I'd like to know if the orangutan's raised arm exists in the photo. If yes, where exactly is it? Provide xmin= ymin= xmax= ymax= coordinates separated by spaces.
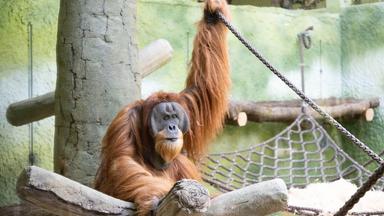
xmin=181 ymin=0 xmax=231 ymax=160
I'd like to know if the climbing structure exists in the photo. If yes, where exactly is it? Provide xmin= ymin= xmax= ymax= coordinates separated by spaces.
xmin=199 ymin=11 xmax=384 ymax=216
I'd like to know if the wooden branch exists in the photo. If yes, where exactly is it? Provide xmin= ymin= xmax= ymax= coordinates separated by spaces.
xmin=6 ymin=92 xmax=55 ymax=126
xmin=17 ymin=166 xmax=287 ymax=216
xmin=229 ymin=97 xmax=380 ymax=123
xmin=17 ymin=166 xmax=136 ymax=216
xmin=156 ymin=179 xmax=210 ymax=216
xmin=139 ymin=39 xmax=173 ymax=78
xmin=205 ymin=178 xmax=288 ymax=216
xmin=6 ymin=39 xmax=173 ymax=126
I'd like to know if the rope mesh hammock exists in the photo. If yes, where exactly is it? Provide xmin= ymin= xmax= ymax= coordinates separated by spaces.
xmin=201 ymin=113 xmax=384 ymax=193
xmin=201 ymin=113 xmax=384 ymax=215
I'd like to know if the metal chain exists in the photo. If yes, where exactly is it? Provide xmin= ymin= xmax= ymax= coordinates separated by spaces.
xmin=216 ymin=12 xmax=384 ymax=165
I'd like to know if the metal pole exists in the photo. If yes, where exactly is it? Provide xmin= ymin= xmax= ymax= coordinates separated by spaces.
xmin=297 ymin=26 xmax=313 ymax=113
xmin=298 ymin=36 xmax=305 ymax=94
xmin=28 ymin=22 xmax=35 ymax=165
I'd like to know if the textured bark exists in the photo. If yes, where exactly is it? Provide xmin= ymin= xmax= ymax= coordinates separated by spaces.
xmin=55 ymin=0 xmax=140 ymax=185
xmin=7 ymin=39 xmax=172 ymax=127
xmin=206 ymin=178 xmax=288 ymax=216
xmin=156 ymin=179 xmax=210 ymax=216
xmin=17 ymin=166 xmax=136 ymax=216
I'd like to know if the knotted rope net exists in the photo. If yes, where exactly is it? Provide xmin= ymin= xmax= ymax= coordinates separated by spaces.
xmin=201 ymin=114 xmax=384 ymax=193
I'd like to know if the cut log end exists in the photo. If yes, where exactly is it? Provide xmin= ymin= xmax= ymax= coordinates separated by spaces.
xmin=364 ymin=108 xmax=374 ymax=122
xmin=236 ymin=112 xmax=248 ymax=126
xmin=226 ymin=111 xmax=248 ymax=126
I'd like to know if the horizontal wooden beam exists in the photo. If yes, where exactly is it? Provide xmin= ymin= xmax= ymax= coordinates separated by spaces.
xmin=6 ymin=39 xmax=173 ymax=126
xmin=228 ymin=97 xmax=380 ymax=123
xmin=206 ymin=178 xmax=288 ymax=216
xmin=139 ymin=39 xmax=173 ymax=78
xmin=8 ymin=96 xmax=379 ymax=127
xmin=17 ymin=166 xmax=136 ymax=216
xmin=17 ymin=166 xmax=287 ymax=216
xmin=6 ymin=92 xmax=55 ymax=127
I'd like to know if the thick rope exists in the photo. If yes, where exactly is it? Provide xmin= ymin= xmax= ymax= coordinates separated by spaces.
xmin=216 ymin=12 xmax=384 ymax=166
xmin=334 ymin=163 xmax=384 ymax=216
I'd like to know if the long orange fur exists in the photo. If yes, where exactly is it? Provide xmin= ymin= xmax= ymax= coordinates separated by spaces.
xmin=95 ymin=1 xmax=231 ymax=215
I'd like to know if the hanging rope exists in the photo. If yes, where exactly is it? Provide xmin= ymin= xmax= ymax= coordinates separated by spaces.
xmin=216 ymin=11 xmax=384 ymax=166
xmin=335 ymin=163 xmax=384 ymax=215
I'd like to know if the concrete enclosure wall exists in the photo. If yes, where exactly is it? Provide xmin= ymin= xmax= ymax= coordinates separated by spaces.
xmin=1 ymin=0 xmax=384 ymax=206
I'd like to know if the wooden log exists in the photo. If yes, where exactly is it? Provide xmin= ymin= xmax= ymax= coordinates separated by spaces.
xmin=139 ymin=39 xmax=173 ymax=78
xmin=17 ymin=166 xmax=136 ymax=216
xmin=156 ymin=179 xmax=210 ymax=216
xmin=156 ymin=179 xmax=287 ymax=216
xmin=6 ymin=92 xmax=55 ymax=126
xmin=6 ymin=39 xmax=173 ymax=127
xmin=205 ymin=178 xmax=288 ymax=216
xmin=229 ymin=97 xmax=380 ymax=123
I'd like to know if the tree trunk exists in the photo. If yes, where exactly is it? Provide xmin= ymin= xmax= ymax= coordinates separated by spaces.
xmin=55 ymin=0 xmax=140 ymax=185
